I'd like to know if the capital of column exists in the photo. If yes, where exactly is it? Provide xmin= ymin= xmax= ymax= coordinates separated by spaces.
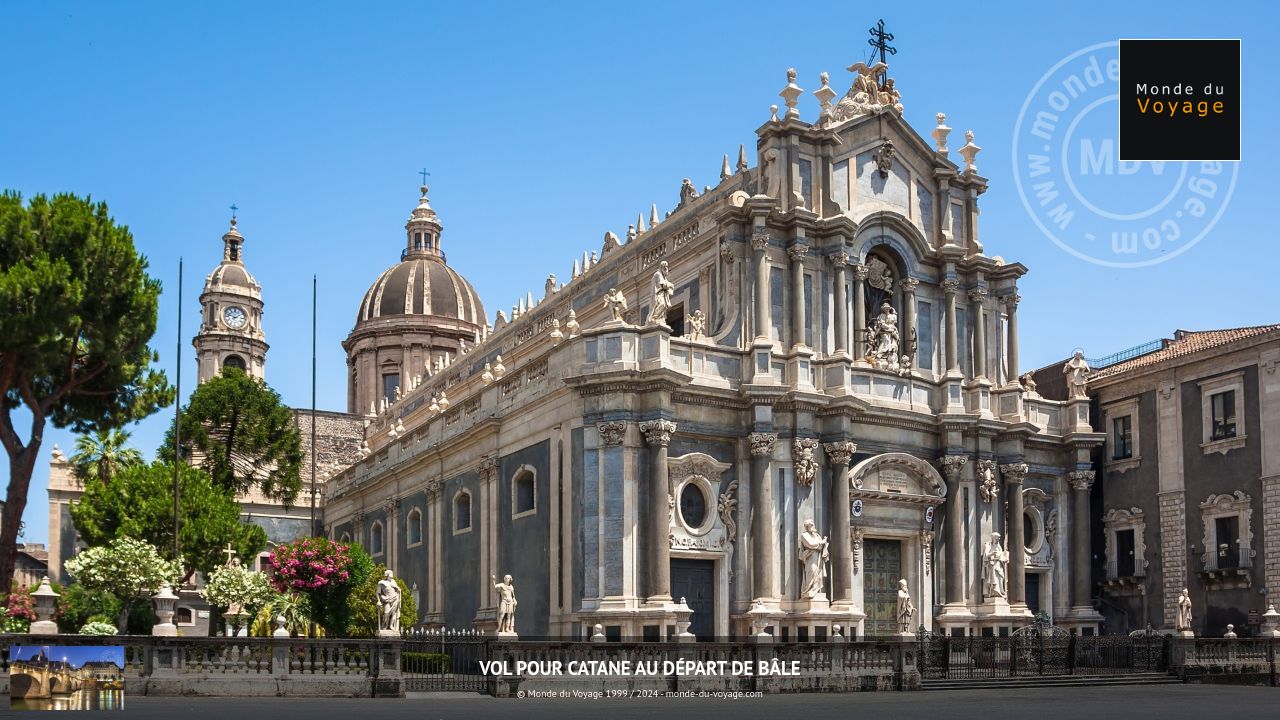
xmin=967 ymin=287 xmax=988 ymax=303
xmin=1068 ymin=470 xmax=1095 ymax=492
xmin=851 ymin=264 xmax=869 ymax=282
xmin=823 ymin=440 xmax=857 ymax=466
xmin=638 ymin=419 xmax=677 ymax=447
xmin=899 ymin=277 xmax=920 ymax=293
xmin=1000 ymin=462 xmax=1029 ymax=484
xmin=479 ymin=456 xmax=498 ymax=483
xmin=937 ymin=454 xmax=968 ymax=481
xmin=786 ymin=243 xmax=808 ymax=261
xmin=384 ymin=496 xmax=402 ymax=516
xmin=828 ymin=250 xmax=849 ymax=267
xmin=751 ymin=228 xmax=770 ymax=252
xmin=941 ymin=278 xmax=960 ymax=295
xmin=352 ymin=509 xmax=367 ymax=531
xmin=749 ymin=432 xmax=778 ymax=457
xmin=425 ymin=477 xmax=443 ymax=499
xmin=597 ymin=421 xmax=628 ymax=447
xmin=1003 ymin=292 xmax=1022 ymax=312
xmin=793 ymin=437 xmax=819 ymax=486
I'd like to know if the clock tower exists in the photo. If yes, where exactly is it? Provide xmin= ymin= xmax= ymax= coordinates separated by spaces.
xmin=194 ymin=215 xmax=269 ymax=383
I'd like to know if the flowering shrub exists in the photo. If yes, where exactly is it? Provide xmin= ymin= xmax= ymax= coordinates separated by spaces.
xmin=65 ymin=537 xmax=182 ymax=630
xmin=4 ymin=584 xmax=37 ymax=621
xmin=79 ymin=621 xmax=119 ymax=635
xmin=268 ymin=537 xmax=372 ymax=636
xmin=201 ymin=563 xmax=274 ymax=615
xmin=0 ymin=608 xmax=30 ymax=633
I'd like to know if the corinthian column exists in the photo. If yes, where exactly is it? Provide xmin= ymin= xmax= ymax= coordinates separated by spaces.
xmin=900 ymin=278 xmax=919 ymax=370
xmin=824 ymin=441 xmax=857 ymax=604
xmin=1069 ymin=470 xmax=1095 ymax=608
xmin=830 ymin=252 xmax=849 ymax=356
xmin=969 ymin=288 xmax=988 ymax=380
xmin=639 ymin=420 xmax=677 ymax=603
xmin=753 ymin=228 xmax=771 ymax=341
xmin=749 ymin=432 xmax=778 ymax=602
xmin=852 ymin=264 xmax=868 ymax=359
xmin=1000 ymin=463 xmax=1029 ymax=605
xmin=1004 ymin=293 xmax=1021 ymax=384
xmin=938 ymin=455 xmax=968 ymax=604
xmin=943 ymin=279 xmax=960 ymax=374
xmin=787 ymin=243 xmax=808 ymax=349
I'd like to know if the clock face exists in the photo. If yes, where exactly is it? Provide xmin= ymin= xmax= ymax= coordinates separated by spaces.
xmin=223 ymin=306 xmax=247 ymax=329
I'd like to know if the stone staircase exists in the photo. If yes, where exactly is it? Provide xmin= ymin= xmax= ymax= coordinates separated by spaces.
xmin=922 ymin=672 xmax=1182 ymax=690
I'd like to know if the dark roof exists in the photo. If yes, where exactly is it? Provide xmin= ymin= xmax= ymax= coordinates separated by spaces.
xmin=356 ymin=257 xmax=484 ymax=326
xmin=1090 ymin=324 xmax=1280 ymax=382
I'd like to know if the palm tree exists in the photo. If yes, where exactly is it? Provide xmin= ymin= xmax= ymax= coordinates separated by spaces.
xmin=70 ymin=428 xmax=143 ymax=484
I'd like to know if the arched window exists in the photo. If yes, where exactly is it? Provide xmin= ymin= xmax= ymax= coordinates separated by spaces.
xmin=454 ymin=491 xmax=472 ymax=534
xmin=339 ymin=532 xmax=351 ymax=544
xmin=175 ymin=607 xmax=194 ymax=625
xmin=512 ymin=466 xmax=536 ymax=518
xmin=223 ymin=354 xmax=246 ymax=372
xmin=370 ymin=521 xmax=385 ymax=556
xmin=407 ymin=508 xmax=422 ymax=546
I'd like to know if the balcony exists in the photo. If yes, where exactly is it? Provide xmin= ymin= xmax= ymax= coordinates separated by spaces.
xmin=1200 ymin=545 xmax=1253 ymax=589
xmin=1101 ymin=559 xmax=1146 ymax=596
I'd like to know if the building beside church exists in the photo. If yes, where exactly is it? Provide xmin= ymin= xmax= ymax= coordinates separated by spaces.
xmin=1063 ymin=325 xmax=1280 ymax=637
xmin=322 ymin=61 xmax=1106 ymax=640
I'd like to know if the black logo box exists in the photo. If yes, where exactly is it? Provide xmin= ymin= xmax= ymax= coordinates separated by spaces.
xmin=1119 ymin=39 xmax=1240 ymax=162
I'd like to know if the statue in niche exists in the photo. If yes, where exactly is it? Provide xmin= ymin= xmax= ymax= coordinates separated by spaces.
xmin=376 ymin=569 xmax=402 ymax=635
xmin=896 ymin=579 xmax=915 ymax=633
xmin=603 ymin=288 xmax=629 ymax=324
xmin=1064 ymin=350 xmax=1091 ymax=399
xmin=982 ymin=532 xmax=1009 ymax=599
xmin=1177 ymin=588 xmax=1194 ymax=633
xmin=865 ymin=302 xmax=901 ymax=372
xmin=797 ymin=519 xmax=830 ymax=600
xmin=647 ymin=261 xmax=675 ymax=326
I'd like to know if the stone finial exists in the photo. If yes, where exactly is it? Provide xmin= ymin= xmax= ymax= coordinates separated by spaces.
xmin=769 ymin=104 xmax=779 ymax=122
xmin=492 ymin=355 xmax=506 ymax=378
xmin=814 ymin=71 xmax=836 ymax=124
xmin=550 ymin=318 xmax=563 ymax=346
xmin=736 ymin=144 xmax=749 ymax=174
xmin=571 ymin=258 xmax=581 ymax=279
xmin=544 ymin=274 xmax=557 ymax=298
xmin=720 ymin=154 xmax=732 ymax=181
xmin=636 ymin=212 xmax=646 ymax=233
xmin=650 ymin=203 xmax=660 ymax=228
xmin=960 ymin=130 xmax=981 ymax=174
xmin=565 ymin=309 xmax=580 ymax=338
xmin=626 ymin=224 xmax=637 ymax=243
xmin=482 ymin=363 xmax=495 ymax=385
xmin=50 ymin=443 xmax=66 ymax=462
xmin=932 ymin=113 xmax=952 ymax=157
xmin=779 ymin=68 xmax=803 ymax=120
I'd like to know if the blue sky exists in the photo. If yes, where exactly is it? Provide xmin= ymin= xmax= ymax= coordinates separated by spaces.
xmin=2 ymin=2 xmax=1274 ymax=544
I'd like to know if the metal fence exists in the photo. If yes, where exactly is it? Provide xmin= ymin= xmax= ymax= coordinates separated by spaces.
xmin=401 ymin=629 xmax=488 ymax=691
xmin=916 ymin=632 xmax=1170 ymax=679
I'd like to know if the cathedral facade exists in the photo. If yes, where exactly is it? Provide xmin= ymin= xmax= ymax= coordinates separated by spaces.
xmin=323 ymin=62 xmax=1105 ymax=640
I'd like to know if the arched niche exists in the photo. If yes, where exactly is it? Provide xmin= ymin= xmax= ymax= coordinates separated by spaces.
xmin=848 ymin=452 xmax=947 ymax=498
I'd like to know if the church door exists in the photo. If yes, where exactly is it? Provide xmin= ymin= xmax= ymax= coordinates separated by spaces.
xmin=670 ymin=558 xmax=715 ymax=640
xmin=1026 ymin=572 xmax=1042 ymax=616
xmin=863 ymin=539 xmax=902 ymax=637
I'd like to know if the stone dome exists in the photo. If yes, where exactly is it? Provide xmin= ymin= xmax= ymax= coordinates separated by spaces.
xmin=208 ymin=262 xmax=258 ymax=289
xmin=356 ymin=256 xmax=484 ymax=326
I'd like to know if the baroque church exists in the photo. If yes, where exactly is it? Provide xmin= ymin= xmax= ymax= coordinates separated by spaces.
xmin=46 ymin=57 xmax=1107 ymax=640
xmin=321 ymin=60 xmax=1105 ymax=640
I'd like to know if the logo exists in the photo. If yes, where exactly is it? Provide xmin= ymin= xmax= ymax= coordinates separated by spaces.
xmin=1012 ymin=42 xmax=1238 ymax=268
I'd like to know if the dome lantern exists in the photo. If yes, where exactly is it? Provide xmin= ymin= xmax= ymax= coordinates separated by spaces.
xmin=405 ymin=185 xmax=443 ymax=260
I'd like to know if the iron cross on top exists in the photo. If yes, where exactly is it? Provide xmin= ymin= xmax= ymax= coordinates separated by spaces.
xmin=868 ymin=19 xmax=897 ymax=66
xmin=418 ymin=168 xmax=431 ymax=185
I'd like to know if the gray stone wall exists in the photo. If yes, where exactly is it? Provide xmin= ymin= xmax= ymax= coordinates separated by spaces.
xmin=443 ymin=469 xmax=480 ymax=628
xmin=498 ymin=440 xmax=551 ymax=637
xmin=292 ymin=409 xmax=364 ymax=484
xmin=398 ymin=488 xmax=430 ymax=619
xmin=1100 ymin=389 xmax=1162 ymax=628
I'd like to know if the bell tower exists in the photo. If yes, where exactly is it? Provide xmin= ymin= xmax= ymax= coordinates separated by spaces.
xmin=193 ymin=214 xmax=269 ymax=383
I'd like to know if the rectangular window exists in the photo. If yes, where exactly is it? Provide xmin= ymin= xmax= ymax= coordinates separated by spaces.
xmin=957 ymin=306 xmax=969 ymax=375
xmin=803 ymin=274 xmax=813 ymax=347
xmin=382 ymin=373 xmax=400 ymax=405
xmin=1210 ymin=390 xmax=1236 ymax=440
xmin=1112 ymin=415 xmax=1133 ymax=459
xmin=1116 ymin=529 xmax=1136 ymax=577
xmin=917 ymin=300 xmax=933 ymax=370
xmin=769 ymin=266 xmax=784 ymax=341
xmin=1215 ymin=515 xmax=1239 ymax=568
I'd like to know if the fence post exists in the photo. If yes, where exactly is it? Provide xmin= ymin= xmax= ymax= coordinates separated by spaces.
xmin=1066 ymin=633 xmax=1077 ymax=675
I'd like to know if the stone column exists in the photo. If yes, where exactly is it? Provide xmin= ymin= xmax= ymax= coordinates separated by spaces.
xmin=1069 ymin=471 xmax=1095 ymax=608
xmin=943 ymin=279 xmax=960 ymax=374
xmin=830 ymin=252 xmax=849 ymax=356
xmin=1001 ymin=463 xmax=1029 ymax=605
xmin=900 ymin=278 xmax=919 ymax=370
xmin=939 ymin=456 xmax=968 ymax=604
xmin=753 ymin=228 xmax=771 ymax=341
xmin=478 ymin=457 xmax=499 ymax=613
xmin=1004 ymin=293 xmax=1021 ymax=383
xmin=749 ymin=432 xmax=778 ymax=601
xmin=852 ymin=264 xmax=868 ymax=359
xmin=969 ymin=288 xmax=988 ymax=380
xmin=787 ymin=243 xmax=808 ymax=349
xmin=639 ymin=419 xmax=677 ymax=604
xmin=824 ymin=441 xmax=857 ymax=604
xmin=384 ymin=497 xmax=400 ymax=573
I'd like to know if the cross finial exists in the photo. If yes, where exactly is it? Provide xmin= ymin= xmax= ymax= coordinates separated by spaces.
xmin=223 ymin=543 xmax=237 ymax=565
xmin=867 ymin=19 xmax=897 ymax=66
xmin=418 ymin=168 xmax=431 ymax=185
xmin=229 ymin=203 xmax=238 ymax=220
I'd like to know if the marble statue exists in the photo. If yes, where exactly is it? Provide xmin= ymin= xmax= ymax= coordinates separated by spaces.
xmin=977 ymin=460 xmax=999 ymax=504
xmin=797 ymin=519 xmax=830 ymax=599
xmin=829 ymin=61 xmax=894 ymax=123
xmin=603 ymin=288 xmax=628 ymax=323
xmin=376 ymin=569 xmax=402 ymax=635
xmin=1019 ymin=371 xmax=1039 ymax=396
xmin=866 ymin=302 xmax=901 ymax=372
xmin=687 ymin=309 xmax=705 ymax=341
xmin=1177 ymin=588 xmax=1194 ymax=632
xmin=896 ymin=579 xmax=915 ymax=633
xmin=647 ymin=261 xmax=675 ymax=326
xmin=493 ymin=574 xmax=517 ymax=635
xmin=1064 ymin=350 xmax=1091 ymax=399
xmin=982 ymin=532 xmax=1009 ymax=599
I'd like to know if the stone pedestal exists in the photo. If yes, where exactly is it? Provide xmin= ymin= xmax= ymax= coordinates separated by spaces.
xmin=935 ymin=604 xmax=976 ymax=635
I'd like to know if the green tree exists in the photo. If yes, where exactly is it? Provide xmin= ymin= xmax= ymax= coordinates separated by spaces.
xmin=70 ymin=427 xmax=143 ymax=484
xmin=57 ymin=583 xmax=123 ymax=634
xmin=347 ymin=565 xmax=417 ymax=638
xmin=161 ymin=367 xmax=303 ymax=504
xmin=0 ymin=191 xmax=172 ymax=592
xmin=70 ymin=461 xmax=266 ymax=583
xmin=64 ymin=537 xmax=181 ymax=629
